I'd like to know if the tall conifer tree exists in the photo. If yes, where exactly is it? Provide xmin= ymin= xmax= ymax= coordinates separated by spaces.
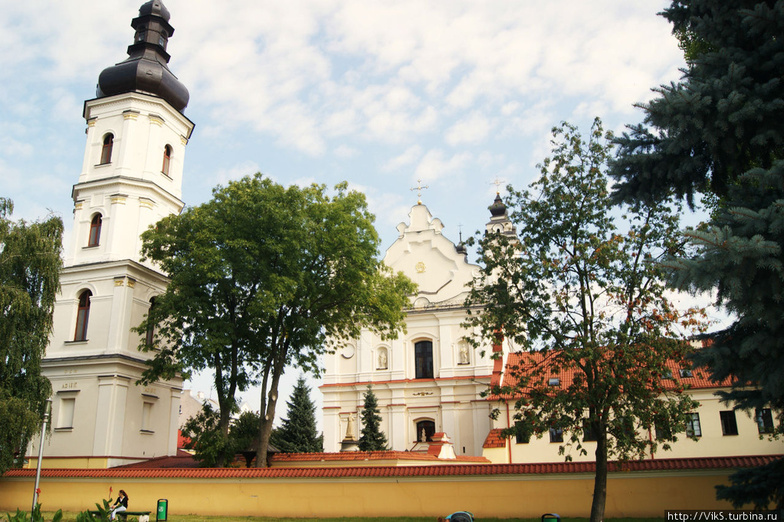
xmin=270 ymin=375 xmax=323 ymax=453
xmin=358 ymin=385 xmax=387 ymax=451
xmin=610 ymin=0 xmax=784 ymax=509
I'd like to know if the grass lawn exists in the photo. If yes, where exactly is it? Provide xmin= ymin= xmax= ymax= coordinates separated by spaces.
xmin=36 ymin=514 xmax=662 ymax=522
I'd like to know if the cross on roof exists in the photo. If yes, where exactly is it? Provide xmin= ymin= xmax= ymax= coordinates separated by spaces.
xmin=491 ymin=177 xmax=506 ymax=194
xmin=411 ymin=179 xmax=429 ymax=205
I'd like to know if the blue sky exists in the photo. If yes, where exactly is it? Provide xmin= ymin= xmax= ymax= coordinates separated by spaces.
xmin=1 ymin=0 xmax=693 ymax=416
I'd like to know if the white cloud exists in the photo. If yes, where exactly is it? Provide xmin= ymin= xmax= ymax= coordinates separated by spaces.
xmin=445 ymin=111 xmax=494 ymax=146
xmin=414 ymin=149 xmax=472 ymax=183
xmin=383 ymin=145 xmax=424 ymax=172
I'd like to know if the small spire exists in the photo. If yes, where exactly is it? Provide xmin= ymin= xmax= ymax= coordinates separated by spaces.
xmin=410 ymin=179 xmax=429 ymax=205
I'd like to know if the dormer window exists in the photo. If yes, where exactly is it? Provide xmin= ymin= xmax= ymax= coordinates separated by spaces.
xmin=100 ymin=134 xmax=114 ymax=164
xmin=162 ymin=145 xmax=172 ymax=176
xmin=548 ymin=377 xmax=560 ymax=387
xmin=678 ymin=368 xmax=694 ymax=378
xmin=88 ymin=214 xmax=102 ymax=247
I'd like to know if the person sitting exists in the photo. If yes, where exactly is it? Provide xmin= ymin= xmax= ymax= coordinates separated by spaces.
xmin=110 ymin=490 xmax=128 ymax=520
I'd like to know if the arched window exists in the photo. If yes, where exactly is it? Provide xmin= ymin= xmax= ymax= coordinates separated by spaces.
xmin=414 ymin=340 xmax=433 ymax=379
xmin=145 ymin=297 xmax=157 ymax=347
xmin=88 ymin=214 xmax=102 ymax=247
xmin=416 ymin=420 xmax=435 ymax=442
xmin=100 ymin=134 xmax=114 ymax=164
xmin=74 ymin=290 xmax=92 ymax=341
xmin=161 ymin=145 xmax=172 ymax=176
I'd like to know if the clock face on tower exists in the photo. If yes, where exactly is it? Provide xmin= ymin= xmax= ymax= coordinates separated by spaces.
xmin=341 ymin=344 xmax=355 ymax=359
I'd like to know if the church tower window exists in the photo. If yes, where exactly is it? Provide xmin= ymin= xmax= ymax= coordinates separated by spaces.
xmin=414 ymin=340 xmax=434 ymax=379
xmin=161 ymin=145 xmax=172 ymax=176
xmin=74 ymin=290 xmax=92 ymax=341
xmin=145 ymin=297 xmax=157 ymax=347
xmin=88 ymin=214 xmax=102 ymax=247
xmin=100 ymin=134 xmax=114 ymax=164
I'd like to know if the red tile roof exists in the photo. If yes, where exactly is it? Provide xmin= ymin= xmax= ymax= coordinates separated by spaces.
xmin=483 ymin=429 xmax=507 ymax=449
xmin=489 ymin=350 xmax=732 ymax=399
xmin=5 ymin=455 xmax=779 ymax=479
xmin=270 ymin=451 xmax=488 ymax=465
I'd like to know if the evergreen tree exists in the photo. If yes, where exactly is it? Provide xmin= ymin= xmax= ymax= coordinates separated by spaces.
xmin=609 ymin=0 xmax=784 ymax=509
xmin=0 ymin=198 xmax=63 ymax=475
xmin=358 ymin=385 xmax=387 ymax=451
xmin=270 ymin=375 xmax=323 ymax=453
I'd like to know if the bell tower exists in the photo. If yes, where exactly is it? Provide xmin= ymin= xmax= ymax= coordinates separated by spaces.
xmin=33 ymin=0 xmax=194 ymax=469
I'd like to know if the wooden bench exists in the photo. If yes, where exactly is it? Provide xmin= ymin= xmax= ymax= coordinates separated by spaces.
xmin=87 ymin=511 xmax=151 ymax=519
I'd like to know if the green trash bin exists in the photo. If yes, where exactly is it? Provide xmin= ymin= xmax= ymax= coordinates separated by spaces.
xmin=156 ymin=499 xmax=168 ymax=522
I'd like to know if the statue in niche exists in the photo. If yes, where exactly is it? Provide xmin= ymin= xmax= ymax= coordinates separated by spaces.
xmin=378 ymin=349 xmax=388 ymax=369
xmin=459 ymin=342 xmax=469 ymax=365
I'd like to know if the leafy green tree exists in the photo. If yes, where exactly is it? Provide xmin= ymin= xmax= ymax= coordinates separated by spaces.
xmin=0 ymin=198 xmax=62 ymax=475
xmin=231 ymin=410 xmax=262 ymax=467
xmin=358 ymin=385 xmax=387 ymax=451
xmin=609 ymin=0 xmax=784 ymax=509
xmin=138 ymin=175 xmax=414 ymax=467
xmin=465 ymin=120 xmax=705 ymax=522
xmin=181 ymin=404 xmax=233 ymax=467
xmin=270 ymin=375 xmax=323 ymax=453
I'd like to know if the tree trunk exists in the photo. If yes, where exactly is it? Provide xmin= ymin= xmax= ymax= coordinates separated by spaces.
xmin=590 ymin=431 xmax=608 ymax=522
xmin=255 ymin=357 xmax=285 ymax=467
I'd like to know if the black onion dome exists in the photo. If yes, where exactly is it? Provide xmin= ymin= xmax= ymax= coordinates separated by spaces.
xmin=96 ymin=0 xmax=189 ymax=112
xmin=488 ymin=193 xmax=507 ymax=217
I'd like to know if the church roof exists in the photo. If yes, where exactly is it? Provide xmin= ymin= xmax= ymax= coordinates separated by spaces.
xmin=489 ymin=350 xmax=734 ymax=401
xmin=96 ymin=0 xmax=189 ymax=112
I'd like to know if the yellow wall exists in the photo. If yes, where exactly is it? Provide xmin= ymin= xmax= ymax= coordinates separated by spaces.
xmin=0 ymin=469 xmax=737 ymax=518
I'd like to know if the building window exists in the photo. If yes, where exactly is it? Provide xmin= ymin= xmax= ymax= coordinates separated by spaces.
xmin=549 ymin=426 xmax=563 ymax=443
xmin=582 ymin=419 xmax=598 ymax=442
xmin=414 ymin=340 xmax=433 ymax=379
xmin=142 ymin=402 xmax=154 ymax=432
xmin=100 ymin=133 xmax=114 ymax=164
xmin=161 ymin=145 xmax=172 ymax=176
xmin=719 ymin=410 xmax=739 ymax=436
xmin=88 ymin=214 xmax=102 ymax=247
xmin=57 ymin=397 xmax=76 ymax=429
xmin=756 ymin=408 xmax=774 ymax=434
xmin=74 ymin=290 xmax=92 ymax=341
xmin=416 ymin=420 xmax=435 ymax=442
xmin=685 ymin=412 xmax=702 ymax=438
xmin=145 ymin=297 xmax=157 ymax=348
xmin=655 ymin=419 xmax=673 ymax=440
xmin=548 ymin=377 xmax=560 ymax=387
xmin=515 ymin=422 xmax=532 ymax=444
xmin=678 ymin=368 xmax=694 ymax=378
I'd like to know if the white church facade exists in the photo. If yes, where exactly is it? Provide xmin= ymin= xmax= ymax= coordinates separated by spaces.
xmin=321 ymin=194 xmax=517 ymax=456
xmin=28 ymin=0 xmax=192 ymax=469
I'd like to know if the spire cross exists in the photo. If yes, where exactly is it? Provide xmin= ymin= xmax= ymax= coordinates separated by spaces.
xmin=411 ymin=179 xmax=429 ymax=204
xmin=491 ymin=177 xmax=506 ymax=194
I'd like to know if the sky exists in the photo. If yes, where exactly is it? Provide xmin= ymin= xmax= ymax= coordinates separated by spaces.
xmin=0 ymin=0 xmax=695 ymax=420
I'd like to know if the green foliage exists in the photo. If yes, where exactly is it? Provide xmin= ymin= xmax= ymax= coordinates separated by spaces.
xmin=609 ymin=0 xmax=784 ymax=509
xmin=465 ymin=120 xmax=705 ymax=522
xmin=611 ymin=1 xmax=784 ymax=207
xmin=137 ymin=175 xmax=415 ymax=466
xmin=270 ymin=375 xmax=323 ymax=453
xmin=181 ymin=404 xmax=234 ymax=467
xmin=358 ymin=385 xmax=387 ymax=451
xmin=6 ymin=504 xmax=62 ymax=522
xmin=0 ymin=198 xmax=63 ymax=475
